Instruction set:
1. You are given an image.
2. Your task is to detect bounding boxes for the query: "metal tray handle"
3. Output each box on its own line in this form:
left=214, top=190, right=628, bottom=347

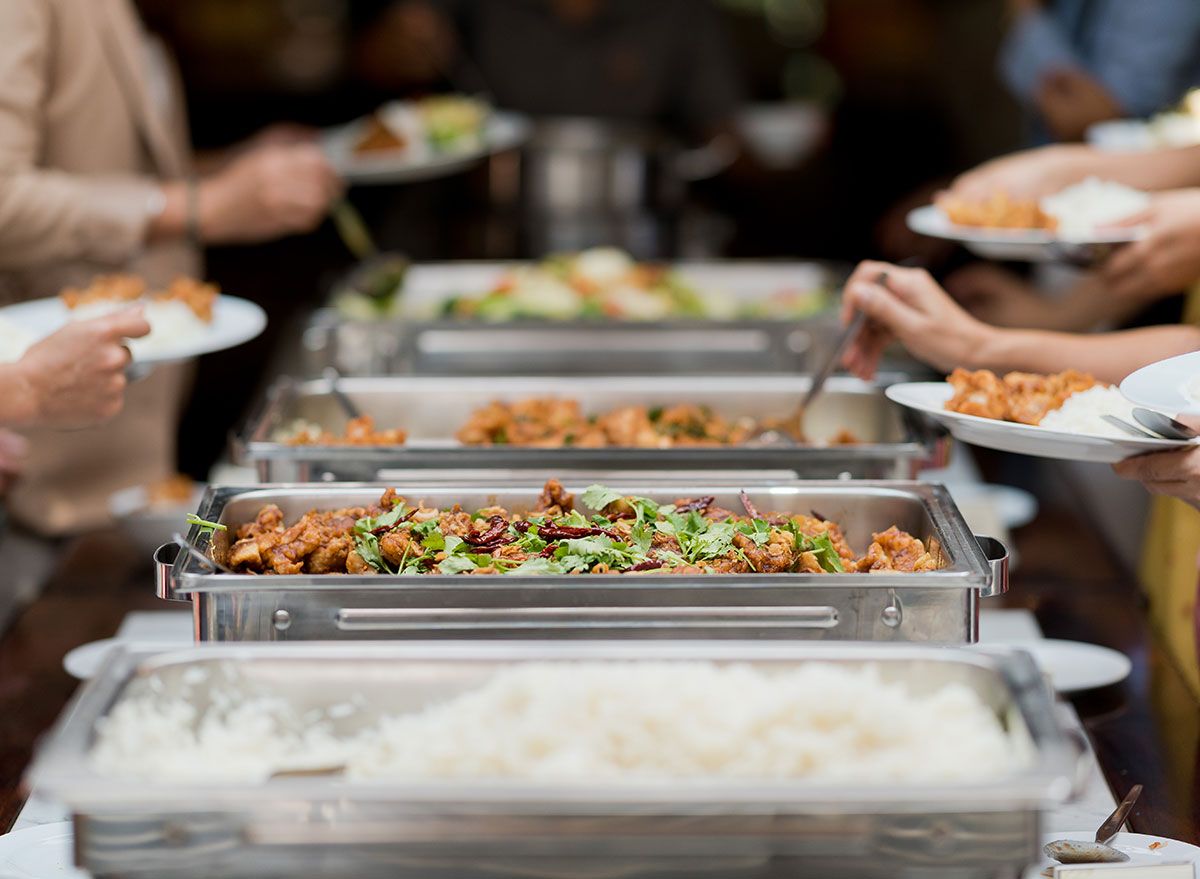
left=336, top=606, right=840, bottom=632
left=974, top=535, right=1009, bottom=599
left=153, top=543, right=190, bottom=603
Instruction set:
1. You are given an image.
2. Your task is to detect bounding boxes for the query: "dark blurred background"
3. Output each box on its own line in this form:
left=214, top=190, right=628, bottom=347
left=149, top=0, right=1024, bottom=476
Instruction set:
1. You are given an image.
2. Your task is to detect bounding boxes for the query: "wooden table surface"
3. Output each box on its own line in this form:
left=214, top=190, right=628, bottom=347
left=0, top=505, right=1196, bottom=839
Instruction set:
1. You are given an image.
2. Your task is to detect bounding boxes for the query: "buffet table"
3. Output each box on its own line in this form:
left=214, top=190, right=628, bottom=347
left=0, top=500, right=1192, bottom=867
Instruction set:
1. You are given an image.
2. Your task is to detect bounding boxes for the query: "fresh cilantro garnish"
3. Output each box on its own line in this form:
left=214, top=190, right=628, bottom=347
left=785, top=520, right=845, bottom=573
left=582, top=484, right=624, bottom=511
left=438, top=554, right=479, bottom=574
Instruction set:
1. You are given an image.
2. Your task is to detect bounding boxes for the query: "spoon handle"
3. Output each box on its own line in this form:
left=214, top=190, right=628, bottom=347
left=1095, top=783, right=1142, bottom=844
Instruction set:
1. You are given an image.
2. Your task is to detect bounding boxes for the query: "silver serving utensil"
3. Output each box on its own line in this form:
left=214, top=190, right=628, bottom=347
left=270, top=764, right=347, bottom=780
left=323, top=367, right=363, bottom=420
left=1133, top=407, right=1199, bottom=441
left=747, top=297, right=871, bottom=446
left=330, top=198, right=378, bottom=261
left=1102, top=414, right=1158, bottom=440
left=171, top=532, right=234, bottom=575
left=1044, top=784, right=1142, bottom=865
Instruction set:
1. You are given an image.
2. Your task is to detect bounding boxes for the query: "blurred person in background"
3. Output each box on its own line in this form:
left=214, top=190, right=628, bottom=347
left=1001, top=0, right=1200, bottom=145
left=0, top=0, right=342, bottom=535
left=837, top=259, right=1200, bottom=694
left=355, top=0, right=744, bottom=143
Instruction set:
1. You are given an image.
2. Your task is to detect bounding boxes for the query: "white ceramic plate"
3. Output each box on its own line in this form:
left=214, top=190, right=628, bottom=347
left=63, top=638, right=184, bottom=680
left=0, top=823, right=87, bottom=879
left=1121, top=350, right=1200, bottom=418
left=1031, top=831, right=1200, bottom=877
left=885, top=382, right=1190, bottom=464
left=0, top=295, right=266, bottom=365
left=906, top=205, right=1142, bottom=263
left=997, top=639, right=1132, bottom=693
left=324, top=109, right=531, bottom=185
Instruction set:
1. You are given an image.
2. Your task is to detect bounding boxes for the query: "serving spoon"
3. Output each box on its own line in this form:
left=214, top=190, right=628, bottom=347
left=1044, top=784, right=1142, bottom=865
left=1133, top=407, right=1198, bottom=441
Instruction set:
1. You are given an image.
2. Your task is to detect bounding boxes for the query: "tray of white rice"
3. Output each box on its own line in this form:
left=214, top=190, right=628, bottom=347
left=28, top=641, right=1083, bottom=879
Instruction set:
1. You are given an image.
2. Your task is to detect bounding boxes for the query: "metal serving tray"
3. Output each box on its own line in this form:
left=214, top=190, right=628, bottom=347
left=303, top=260, right=844, bottom=376
left=237, top=375, right=945, bottom=482
left=28, top=641, right=1084, bottom=879
left=158, top=480, right=1007, bottom=643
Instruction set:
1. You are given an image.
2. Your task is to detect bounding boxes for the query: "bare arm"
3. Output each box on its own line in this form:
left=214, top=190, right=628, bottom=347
left=840, top=260, right=1200, bottom=385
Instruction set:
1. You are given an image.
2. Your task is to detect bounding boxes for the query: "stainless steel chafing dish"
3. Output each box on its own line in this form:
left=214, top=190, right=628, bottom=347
left=303, top=260, right=844, bottom=376
left=28, top=641, right=1084, bottom=879
left=236, top=375, right=945, bottom=482
left=157, top=480, right=1007, bottom=643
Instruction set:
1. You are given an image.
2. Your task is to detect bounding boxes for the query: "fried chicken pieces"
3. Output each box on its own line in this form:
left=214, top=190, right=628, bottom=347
left=936, top=192, right=1055, bottom=230
left=946, top=368, right=1098, bottom=425
left=216, top=479, right=942, bottom=577
left=60, top=273, right=217, bottom=322
left=456, top=398, right=757, bottom=447
left=285, top=415, right=408, bottom=446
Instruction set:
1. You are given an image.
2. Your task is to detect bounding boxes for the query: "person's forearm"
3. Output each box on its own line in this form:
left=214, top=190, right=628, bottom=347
left=1082, top=145, right=1200, bottom=191
left=972, top=324, right=1200, bottom=383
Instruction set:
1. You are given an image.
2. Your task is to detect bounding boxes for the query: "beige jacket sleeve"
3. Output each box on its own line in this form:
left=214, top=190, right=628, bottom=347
left=0, top=0, right=160, bottom=269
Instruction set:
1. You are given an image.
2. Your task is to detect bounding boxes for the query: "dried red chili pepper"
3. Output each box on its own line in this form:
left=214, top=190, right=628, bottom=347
left=464, top=515, right=512, bottom=547
left=537, top=524, right=620, bottom=541
left=629, top=559, right=664, bottom=571
left=739, top=490, right=762, bottom=520
left=370, top=508, right=417, bottom=536
left=673, top=496, right=715, bottom=514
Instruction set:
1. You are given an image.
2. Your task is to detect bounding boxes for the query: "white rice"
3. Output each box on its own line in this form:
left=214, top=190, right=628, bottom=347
left=0, top=316, right=37, bottom=363
left=89, top=661, right=1029, bottom=785
left=70, top=299, right=209, bottom=357
left=1040, top=177, right=1149, bottom=238
left=1183, top=375, right=1200, bottom=406
left=1038, top=385, right=1137, bottom=438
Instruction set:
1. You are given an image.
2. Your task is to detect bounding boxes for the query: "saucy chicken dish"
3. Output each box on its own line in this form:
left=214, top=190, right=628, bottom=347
left=281, top=399, right=859, bottom=448
left=61, top=274, right=218, bottom=322
left=936, top=192, right=1055, bottom=230
left=212, top=480, right=943, bottom=577
left=945, top=368, right=1098, bottom=425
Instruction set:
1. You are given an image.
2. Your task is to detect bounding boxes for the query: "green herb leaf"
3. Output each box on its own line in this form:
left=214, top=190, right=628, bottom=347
left=582, top=484, right=625, bottom=512
left=438, top=554, right=478, bottom=575
left=185, top=513, right=227, bottom=535
left=505, top=557, right=564, bottom=576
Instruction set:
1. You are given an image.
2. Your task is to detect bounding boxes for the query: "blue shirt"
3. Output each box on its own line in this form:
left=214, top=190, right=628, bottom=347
left=1001, top=0, right=1200, bottom=123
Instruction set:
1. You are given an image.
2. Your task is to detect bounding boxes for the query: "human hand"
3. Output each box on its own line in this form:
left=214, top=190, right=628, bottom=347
left=240, top=122, right=320, bottom=151
left=1035, top=67, right=1123, bottom=143
left=1114, top=419, right=1200, bottom=510
left=199, top=143, right=343, bottom=244
left=839, top=260, right=993, bottom=379
left=0, top=429, right=27, bottom=496
left=944, top=263, right=1059, bottom=328
left=14, top=308, right=150, bottom=428
left=1102, top=189, right=1200, bottom=301
left=944, top=144, right=1092, bottom=204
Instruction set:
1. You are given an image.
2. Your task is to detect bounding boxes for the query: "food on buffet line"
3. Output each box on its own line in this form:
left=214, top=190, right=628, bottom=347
left=946, top=368, right=1144, bottom=439
left=276, top=400, right=859, bottom=448
left=352, top=95, right=488, bottom=157
left=0, top=274, right=220, bottom=363
left=937, top=178, right=1149, bottom=236
left=211, top=479, right=943, bottom=576
left=442, top=248, right=831, bottom=321
left=89, top=660, right=1029, bottom=784
left=145, top=474, right=197, bottom=508
left=281, top=415, right=408, bottom=446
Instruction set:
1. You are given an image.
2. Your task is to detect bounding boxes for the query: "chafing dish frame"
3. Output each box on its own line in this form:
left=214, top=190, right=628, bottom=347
left=28, top=641, right=1084, bottom=879
left=157, top=480, right=1007, bottom=644
left=235, top=374, right=946, bottom=482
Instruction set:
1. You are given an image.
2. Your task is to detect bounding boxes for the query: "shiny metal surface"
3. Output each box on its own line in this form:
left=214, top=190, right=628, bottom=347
left=237, top=374, right=945, bottom=482
left=159, top=480, right=1006, bottom=643
left=28, top=641, right=1082, bottom=879
left=304, top=260, right=846, bottom=376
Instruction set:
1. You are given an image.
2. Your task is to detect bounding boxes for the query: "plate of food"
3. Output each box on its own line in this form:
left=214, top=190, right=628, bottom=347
left=1031, top=831, right=1200, bottom=877
left=886, top=369, right=1192, bottom=463
left=0, top=275, right=266, bottom=366
left=323, top=95, right=530, bottom=185
left=109, top=474, right=206, bottom=557
left=906, top=178, right=1148, bottom=263
left=1120, top=350, right=1200, bottom=419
